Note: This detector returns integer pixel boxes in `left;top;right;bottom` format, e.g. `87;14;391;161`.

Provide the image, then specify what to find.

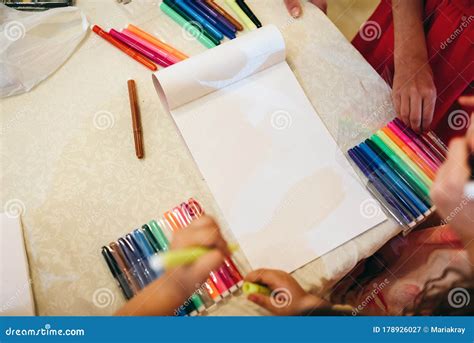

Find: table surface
0;0;401;315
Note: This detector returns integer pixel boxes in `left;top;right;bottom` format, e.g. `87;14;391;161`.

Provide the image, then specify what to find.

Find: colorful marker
121;29;180;65
101;246;134;299
160;2;217;49
225;0;257;30
375;131;433;187
349;148;417;227
186;0;236;39
109;242;141;294
174;0;224;41
242;282;271;296
195;0;237;34
359;143;429;216
387;121;439;172
127;24;188;60
367;137;431;205
91;25;157;71
109;29;172;67
381;126;436;180
353;146;423;220
236;0;261;28
205;0;243;31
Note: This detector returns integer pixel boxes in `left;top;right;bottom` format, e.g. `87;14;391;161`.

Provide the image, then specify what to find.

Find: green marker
242;282;271;296
142;224;162;253
376;131;433;188
148;220;170;251
160;2;217;49
150;244;238;272
369;135;431;203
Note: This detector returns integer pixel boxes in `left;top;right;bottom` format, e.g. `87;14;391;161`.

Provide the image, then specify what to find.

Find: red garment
352;0;474;143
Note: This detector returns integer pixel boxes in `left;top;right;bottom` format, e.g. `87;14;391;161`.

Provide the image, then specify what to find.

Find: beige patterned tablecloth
0;0;401;315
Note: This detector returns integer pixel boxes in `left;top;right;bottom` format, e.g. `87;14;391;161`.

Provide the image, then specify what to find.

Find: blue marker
348;149;415;227
192;0;236;39
117;238;148;289
359;142;430;215
354;146;422;220
175;0;224;41
126;234;157;281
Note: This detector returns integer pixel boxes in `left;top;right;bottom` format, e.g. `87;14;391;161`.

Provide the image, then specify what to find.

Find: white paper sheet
153;25;386;272
0;214;35;316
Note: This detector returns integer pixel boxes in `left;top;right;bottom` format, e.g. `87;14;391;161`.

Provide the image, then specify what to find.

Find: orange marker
127;24;188;61
92;25;157;71
382;127;436;180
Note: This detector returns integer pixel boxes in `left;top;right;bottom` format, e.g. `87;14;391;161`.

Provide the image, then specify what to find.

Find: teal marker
160;2;217;49
148;220;170;251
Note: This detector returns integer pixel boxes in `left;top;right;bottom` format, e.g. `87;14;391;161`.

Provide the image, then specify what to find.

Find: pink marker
109;29;171;67
388;121;439;172
121;29;180;65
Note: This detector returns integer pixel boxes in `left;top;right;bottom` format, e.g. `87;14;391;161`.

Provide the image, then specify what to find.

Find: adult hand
245;268;329;315
392;58;437;133
284;0;327;18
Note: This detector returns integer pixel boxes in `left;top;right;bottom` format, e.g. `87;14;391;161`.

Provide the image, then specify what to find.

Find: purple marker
195;0;237;33
348;148;415;227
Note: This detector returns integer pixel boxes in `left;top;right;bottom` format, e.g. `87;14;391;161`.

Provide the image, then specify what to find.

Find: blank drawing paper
153;25;386;272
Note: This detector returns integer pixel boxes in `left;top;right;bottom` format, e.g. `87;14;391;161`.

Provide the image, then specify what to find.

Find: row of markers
92;0;261;71
348;118;448;231
101;198;244;316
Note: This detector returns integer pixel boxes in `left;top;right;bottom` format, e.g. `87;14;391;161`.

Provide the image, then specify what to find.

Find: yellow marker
376;131;433;187
225;0;257;30
150;244;238;271
242;282;271;296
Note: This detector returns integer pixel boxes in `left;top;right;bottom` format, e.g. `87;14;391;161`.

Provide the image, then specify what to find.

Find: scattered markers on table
348;118;447;234
101;198;244;316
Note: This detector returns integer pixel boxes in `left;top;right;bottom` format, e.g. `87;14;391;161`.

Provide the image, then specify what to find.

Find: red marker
91;25;157;71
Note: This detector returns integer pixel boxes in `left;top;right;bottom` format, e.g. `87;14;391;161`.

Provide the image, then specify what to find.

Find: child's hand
245;269;330;315
393;59;437;133
284;0;327;18
168;216;229;297
116;216;228;316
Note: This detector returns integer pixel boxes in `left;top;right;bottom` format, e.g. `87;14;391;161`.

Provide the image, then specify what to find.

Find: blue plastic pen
175;0;224;41
348;149;415;226
359;143;430;215
354;146;422;219
195;0;237;37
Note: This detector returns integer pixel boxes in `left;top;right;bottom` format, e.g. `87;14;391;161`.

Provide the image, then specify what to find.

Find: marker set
93;1;261;70
160;0;262;48
101;198;244;316
348;118;448;233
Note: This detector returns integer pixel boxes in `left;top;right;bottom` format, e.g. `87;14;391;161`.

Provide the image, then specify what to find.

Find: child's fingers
409;94;422;132
458;95;474;107
421;95;435;132
245;268;286;290
467;114;474;151
432;138;470;207
188;250;225;285
284;0;302;18
247;293;277;313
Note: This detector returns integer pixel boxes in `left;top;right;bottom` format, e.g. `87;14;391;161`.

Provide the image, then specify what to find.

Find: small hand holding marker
244;269;330;316
115;216;230;316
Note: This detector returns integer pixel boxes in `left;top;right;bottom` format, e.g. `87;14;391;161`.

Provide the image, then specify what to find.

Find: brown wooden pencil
127;79;144;159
